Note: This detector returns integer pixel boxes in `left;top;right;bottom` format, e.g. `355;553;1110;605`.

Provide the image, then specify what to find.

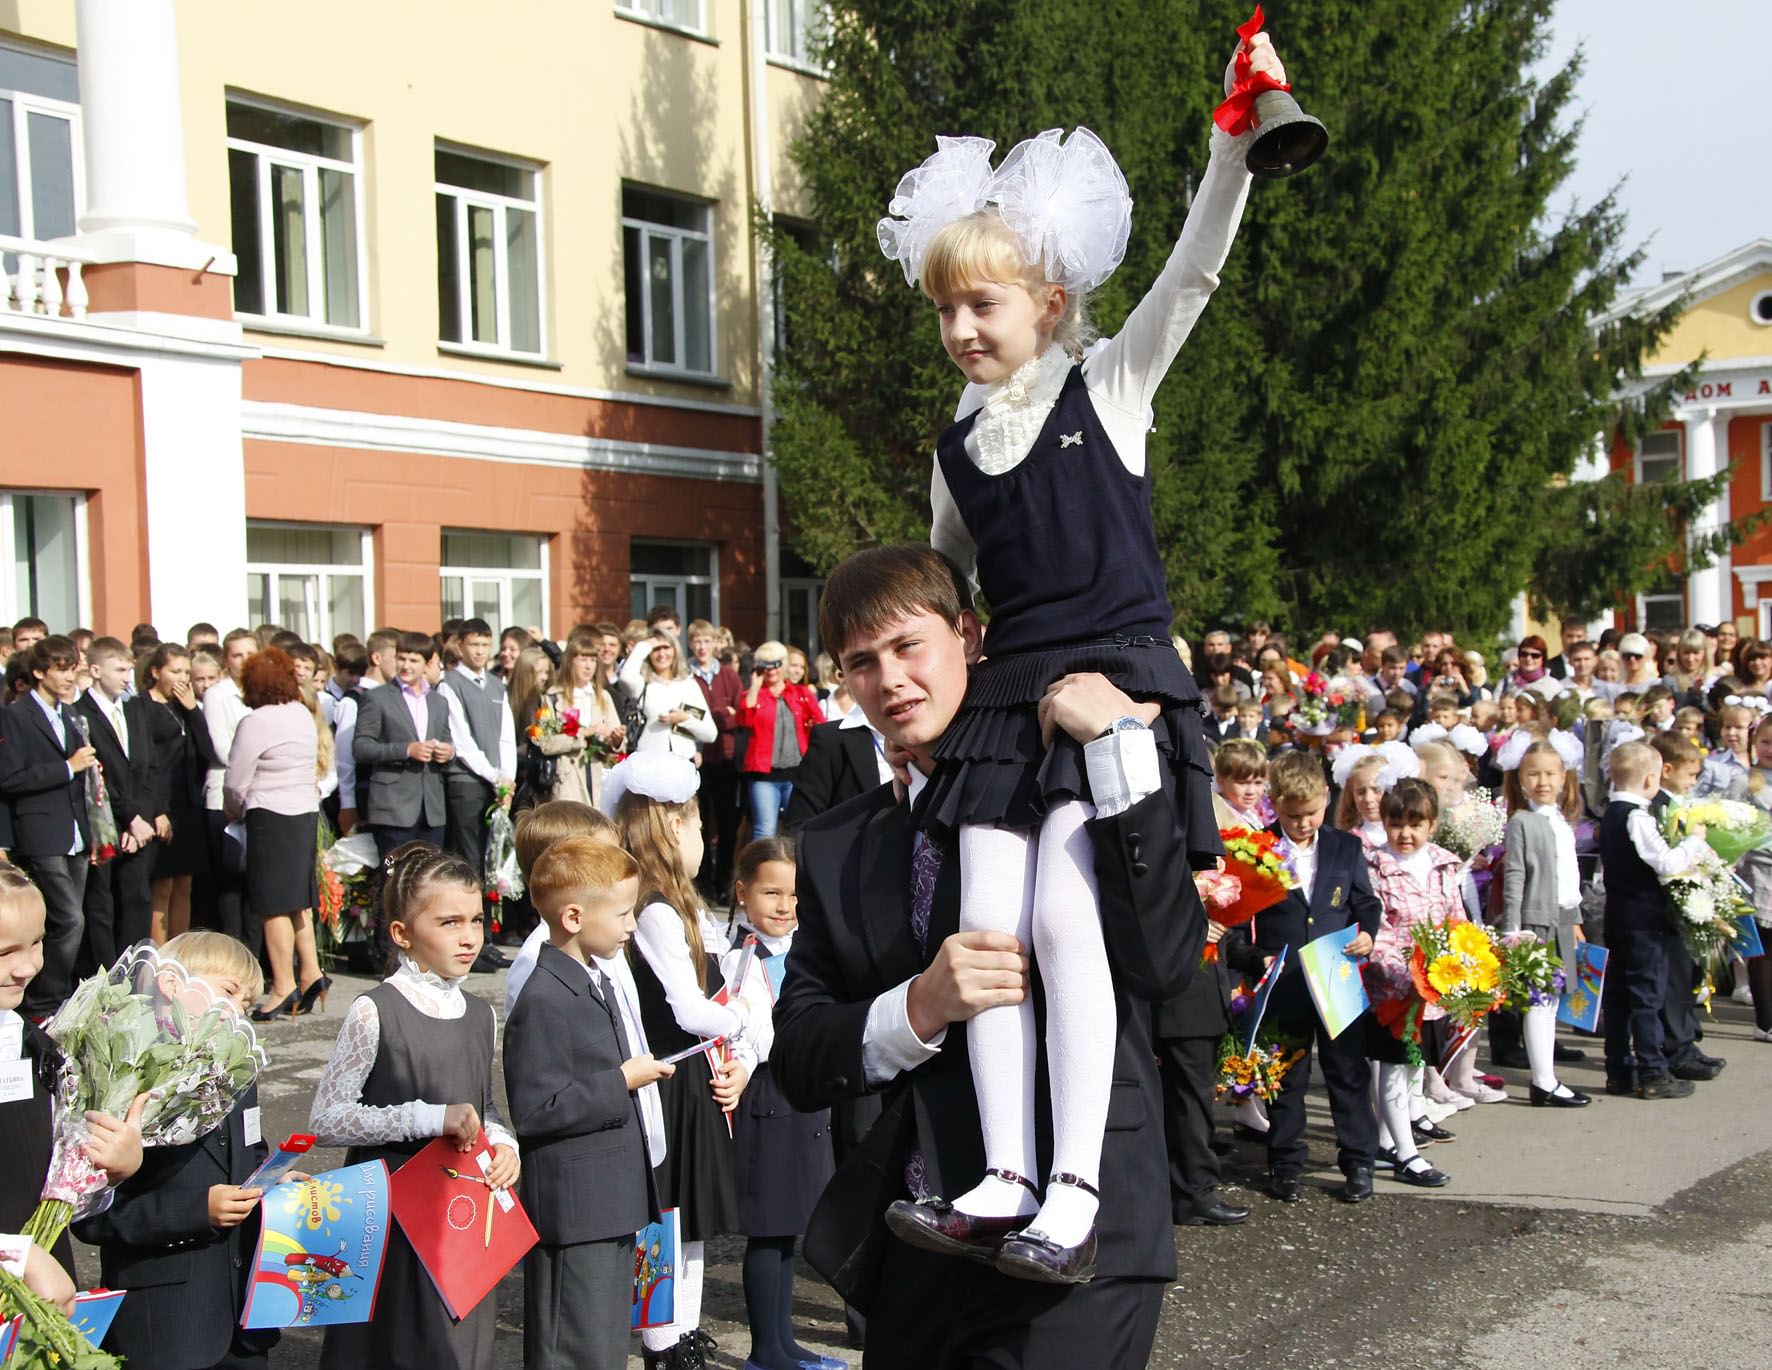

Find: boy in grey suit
505;836;672;1370
353;632;455;858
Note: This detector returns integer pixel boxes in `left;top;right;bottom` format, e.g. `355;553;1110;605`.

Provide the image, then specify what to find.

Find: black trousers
1604;923;1676;1079
698;761;741;895
201;810;257;960
1659;941;1701;1063
865;1240;1165;1370
523;1237;631;1370
17;851;87;1016
77;844;154;977
373;824;446;862
1155;1033;1222;1212
443;776;495;875
1266;1013;1379;1180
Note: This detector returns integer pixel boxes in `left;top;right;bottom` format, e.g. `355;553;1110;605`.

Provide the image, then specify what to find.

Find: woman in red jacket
733;639;822;837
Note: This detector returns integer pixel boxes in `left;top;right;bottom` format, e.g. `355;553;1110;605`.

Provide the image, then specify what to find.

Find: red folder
389;1135;538;1320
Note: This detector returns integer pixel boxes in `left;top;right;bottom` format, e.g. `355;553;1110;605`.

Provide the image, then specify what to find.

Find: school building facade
1;0;833;647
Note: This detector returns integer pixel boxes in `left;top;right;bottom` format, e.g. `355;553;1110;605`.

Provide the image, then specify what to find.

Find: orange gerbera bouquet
1194;827;1296;962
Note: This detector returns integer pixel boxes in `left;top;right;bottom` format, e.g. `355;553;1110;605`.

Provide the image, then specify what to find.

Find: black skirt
922;636;1220;863
245;808;319;915
652;1048;742;1243
732;1062;834;1238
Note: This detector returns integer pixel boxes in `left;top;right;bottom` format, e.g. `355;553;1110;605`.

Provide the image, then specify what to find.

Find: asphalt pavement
70;970;1772;1369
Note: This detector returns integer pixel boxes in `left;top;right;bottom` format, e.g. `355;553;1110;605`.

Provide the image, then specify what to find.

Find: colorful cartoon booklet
242;1161;390;1330
388;1135;538;1321
1556;941;1607;1032
632;1207;679;1330
1297;924;1370;1040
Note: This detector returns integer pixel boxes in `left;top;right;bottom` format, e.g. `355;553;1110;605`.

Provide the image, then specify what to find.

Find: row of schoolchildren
1;746;840;1370
1183;714;1750;1209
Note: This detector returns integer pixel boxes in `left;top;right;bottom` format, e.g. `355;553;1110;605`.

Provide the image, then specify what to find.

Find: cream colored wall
1647;271;1772;367
4;0;827;407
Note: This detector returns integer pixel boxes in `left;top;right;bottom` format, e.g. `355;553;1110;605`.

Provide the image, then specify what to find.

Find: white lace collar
390;953;467;1017
971;345;1075;477
981;344;1072;418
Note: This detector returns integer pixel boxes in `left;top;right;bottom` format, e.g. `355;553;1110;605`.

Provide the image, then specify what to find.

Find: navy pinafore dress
922;362;1220;865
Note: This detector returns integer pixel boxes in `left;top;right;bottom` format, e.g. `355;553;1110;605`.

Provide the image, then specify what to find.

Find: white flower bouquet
1663;846;1749;969
1433;788;1506;861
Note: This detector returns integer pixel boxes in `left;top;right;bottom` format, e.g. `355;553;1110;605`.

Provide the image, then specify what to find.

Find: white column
1684;407;1723;627
1709;412;1734;629
70;0;225;271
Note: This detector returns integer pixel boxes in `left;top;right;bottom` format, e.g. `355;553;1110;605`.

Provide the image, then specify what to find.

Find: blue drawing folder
1557;942;1607;1032
1297;924;1369;1040
1243;945;1290;1052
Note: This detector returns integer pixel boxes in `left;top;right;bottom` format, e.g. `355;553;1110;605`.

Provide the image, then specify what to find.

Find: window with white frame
441;531;547;632
781;578;825;662
245;522;371;644
629;541;716;627
226;100;364;329
0;490;86;630
0;43;81;259
1639;573;1685;634
767;0;826;66
435;146;545;356
615;0;706;33
623;187;715;377
1761;422;1772;503
771;217;820;360
1636;429;1680;485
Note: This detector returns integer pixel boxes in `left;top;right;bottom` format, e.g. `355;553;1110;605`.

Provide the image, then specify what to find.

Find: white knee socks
1524;1001;1562;1093
640;1239;705;1351
1378;1063;1421;1167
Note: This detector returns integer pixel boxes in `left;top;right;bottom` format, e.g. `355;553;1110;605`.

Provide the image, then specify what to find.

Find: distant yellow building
1;0;831;645
1601;239;1772;636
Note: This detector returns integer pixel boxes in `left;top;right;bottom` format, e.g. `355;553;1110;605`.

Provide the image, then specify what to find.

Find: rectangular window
244;522;371;644
771;218;820;361
0;490;85;630
435;147;544;356
1640;572;1684;634
780;578;825;661
1761;422;1772;504
1637;429;1681;485
615;0;705;33
441;530;547;632
767;0;826;66
225;99;364;329
0;44;81;262
622;187;714;376
629;540;716;627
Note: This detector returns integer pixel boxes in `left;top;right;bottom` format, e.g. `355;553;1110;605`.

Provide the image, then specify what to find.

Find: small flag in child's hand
1557;941;1607;1032
390;1135;538;1320
1731;915;1765;960
633;1208;680;1329
1297;924;1370;1040
1243;945;1289;1053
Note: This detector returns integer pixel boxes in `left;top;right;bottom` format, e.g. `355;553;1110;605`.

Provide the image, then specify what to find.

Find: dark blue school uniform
1600;799;1683;1081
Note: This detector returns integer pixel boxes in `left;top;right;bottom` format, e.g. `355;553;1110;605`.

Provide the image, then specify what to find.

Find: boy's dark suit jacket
783;720;884;830
71;692;157;831
772;783;1206;1312
504;941;659;1245
352;685;453;829
0;695;90;856
1224;825;1381;1026
72;1086;275;1370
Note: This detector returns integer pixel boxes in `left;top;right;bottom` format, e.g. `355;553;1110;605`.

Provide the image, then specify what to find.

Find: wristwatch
1097;715;1150;740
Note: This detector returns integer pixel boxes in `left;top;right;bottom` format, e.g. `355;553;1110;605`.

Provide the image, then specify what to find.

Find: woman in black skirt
139;644;216;943
223;648;329;1020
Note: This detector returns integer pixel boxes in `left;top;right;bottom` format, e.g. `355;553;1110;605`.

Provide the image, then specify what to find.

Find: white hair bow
1373;740;1421;789
598;751;701;817
1496;728;1584;773
1330;743;1375;789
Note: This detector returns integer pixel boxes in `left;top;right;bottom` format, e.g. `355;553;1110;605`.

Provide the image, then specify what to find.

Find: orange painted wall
1726;410;1772;620
241;440;766;637
0;353;147;631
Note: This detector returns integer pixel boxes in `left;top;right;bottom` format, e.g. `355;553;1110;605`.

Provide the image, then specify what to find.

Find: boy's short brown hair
85;635;129;667
1650;731;1704;770
818;544;971;664
529;836;639;923
514;801;618;879
1268;750;1328;803
1213;738;1268;782
1210;683;1240;710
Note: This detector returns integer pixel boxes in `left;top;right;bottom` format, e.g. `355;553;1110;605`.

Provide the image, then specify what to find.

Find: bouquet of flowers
1326;676;1363;731
1214;1026;1308;1103
1434;788;1506;861
1291;671;1335;735
0;945;267;1367
1663;797;1772;865
1663;845;1751;970
321;831;380;947
1200;828;1297;961
484;801;524;906
1372;918;1503;1061
527;700;583;745
72;714;119;866
583;733;628;767
1496;930;1565;1010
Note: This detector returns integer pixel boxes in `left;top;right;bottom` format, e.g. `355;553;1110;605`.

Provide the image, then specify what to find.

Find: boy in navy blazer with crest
1224;751;1381;1204
504;836;669;1370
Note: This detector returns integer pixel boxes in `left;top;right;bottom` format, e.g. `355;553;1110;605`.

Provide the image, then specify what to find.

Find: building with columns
1;0;830;646
1602;239;1772;636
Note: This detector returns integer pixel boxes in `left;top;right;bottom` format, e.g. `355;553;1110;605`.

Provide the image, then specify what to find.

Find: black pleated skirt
653;1048;742;1243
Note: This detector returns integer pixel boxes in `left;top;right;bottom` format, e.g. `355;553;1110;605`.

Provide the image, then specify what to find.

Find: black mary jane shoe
1373;1147;1399;1172
1340;1167;1374;1204
1411;1118;1456;1145
1231;1122;1270;1144
1391;1160;1451;1188
883;1169;1037;1265
250;990;297;1022
1529;1082;1591;1108
996;1176;1101;1285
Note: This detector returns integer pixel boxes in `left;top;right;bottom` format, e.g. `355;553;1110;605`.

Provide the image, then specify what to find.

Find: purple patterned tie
910;831;941;955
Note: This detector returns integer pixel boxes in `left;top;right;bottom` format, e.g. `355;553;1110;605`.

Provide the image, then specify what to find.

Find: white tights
639;1239;704;1352
951;803;1113;1248
1374;1062;1429;1171
1524;1001;1562;1093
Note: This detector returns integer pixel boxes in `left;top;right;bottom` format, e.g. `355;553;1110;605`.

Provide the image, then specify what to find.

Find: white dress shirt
1609;790;1711;876
1283;832;1319;903
442;664;518;785
202;676;248;811
839;703;895;786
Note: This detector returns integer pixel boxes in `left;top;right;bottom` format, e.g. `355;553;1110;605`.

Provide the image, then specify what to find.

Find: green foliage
769;0;1741;641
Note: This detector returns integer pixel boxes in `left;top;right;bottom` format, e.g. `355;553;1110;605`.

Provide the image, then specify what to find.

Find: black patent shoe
1392;1160;1451;1188
1175;1193;1251;1226
1340;1167;1374;1204
1411;1118;1456;1144
1231;1122;1270;1144
995;1173;1099;1284
1529;1082;1591;1108
883;1169;1036;1264
251;990;297;1022
1553;1042;1587;1063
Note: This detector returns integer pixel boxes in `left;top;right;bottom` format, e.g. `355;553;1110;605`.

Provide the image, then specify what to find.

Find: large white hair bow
877;127;1133;292
1496;728;1585;773
1373;740;1421;789
1330;743;1375;789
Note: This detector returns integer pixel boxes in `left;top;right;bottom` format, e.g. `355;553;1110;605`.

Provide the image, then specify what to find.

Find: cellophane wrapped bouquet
72;714;119;866
1496;930;1564;1010
484;801;524;908
1433;787;1506;861
1662;796;1772;866
1197;828;1296;963
1373;919;1504;1064
321;830;380;955
0;944;266;1365
1663;845;1752;970
1214;1026;1307;1104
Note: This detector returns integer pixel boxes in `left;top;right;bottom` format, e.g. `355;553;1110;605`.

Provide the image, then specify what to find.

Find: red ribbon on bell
1213;5;1290;137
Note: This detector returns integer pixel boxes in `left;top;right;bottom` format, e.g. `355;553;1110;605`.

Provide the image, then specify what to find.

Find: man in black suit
0;636;96;1016
74;637;158;971
352;633;455;859
773;546;1208;1369
1153;946;1249;1226
783;712;891;830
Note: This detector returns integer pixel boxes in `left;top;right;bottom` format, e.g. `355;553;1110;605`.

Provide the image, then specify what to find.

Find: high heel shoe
295;976;333;1016
251;991;297;1022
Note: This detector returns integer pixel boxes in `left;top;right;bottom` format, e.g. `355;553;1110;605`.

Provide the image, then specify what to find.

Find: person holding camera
733;640;823;838
619;631;717;762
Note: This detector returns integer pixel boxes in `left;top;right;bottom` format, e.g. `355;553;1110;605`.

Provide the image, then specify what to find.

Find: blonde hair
1335;754;1386;830
1268;750;1328;804
162;929;265;1002
1212;738;1268;782
529;836;639;925
1501;738;1580;821
615;790;708;991
920;209;1094;356
0;863;45;918
641;633;689;683
301;683;334;780
1608;739;1661;790
514;801;617;881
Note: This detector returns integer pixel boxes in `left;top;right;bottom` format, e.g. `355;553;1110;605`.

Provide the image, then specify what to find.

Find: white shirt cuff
412;1101;448;1138
861;978;946;1087
0;1233;29;1276
1084;727;1161;818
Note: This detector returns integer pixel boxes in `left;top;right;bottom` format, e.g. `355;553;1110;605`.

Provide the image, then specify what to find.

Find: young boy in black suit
1225;750;1382;1203
504;836;672;1370
74;636;159;970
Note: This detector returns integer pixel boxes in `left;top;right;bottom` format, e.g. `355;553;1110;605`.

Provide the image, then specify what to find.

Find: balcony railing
0;237;94;321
